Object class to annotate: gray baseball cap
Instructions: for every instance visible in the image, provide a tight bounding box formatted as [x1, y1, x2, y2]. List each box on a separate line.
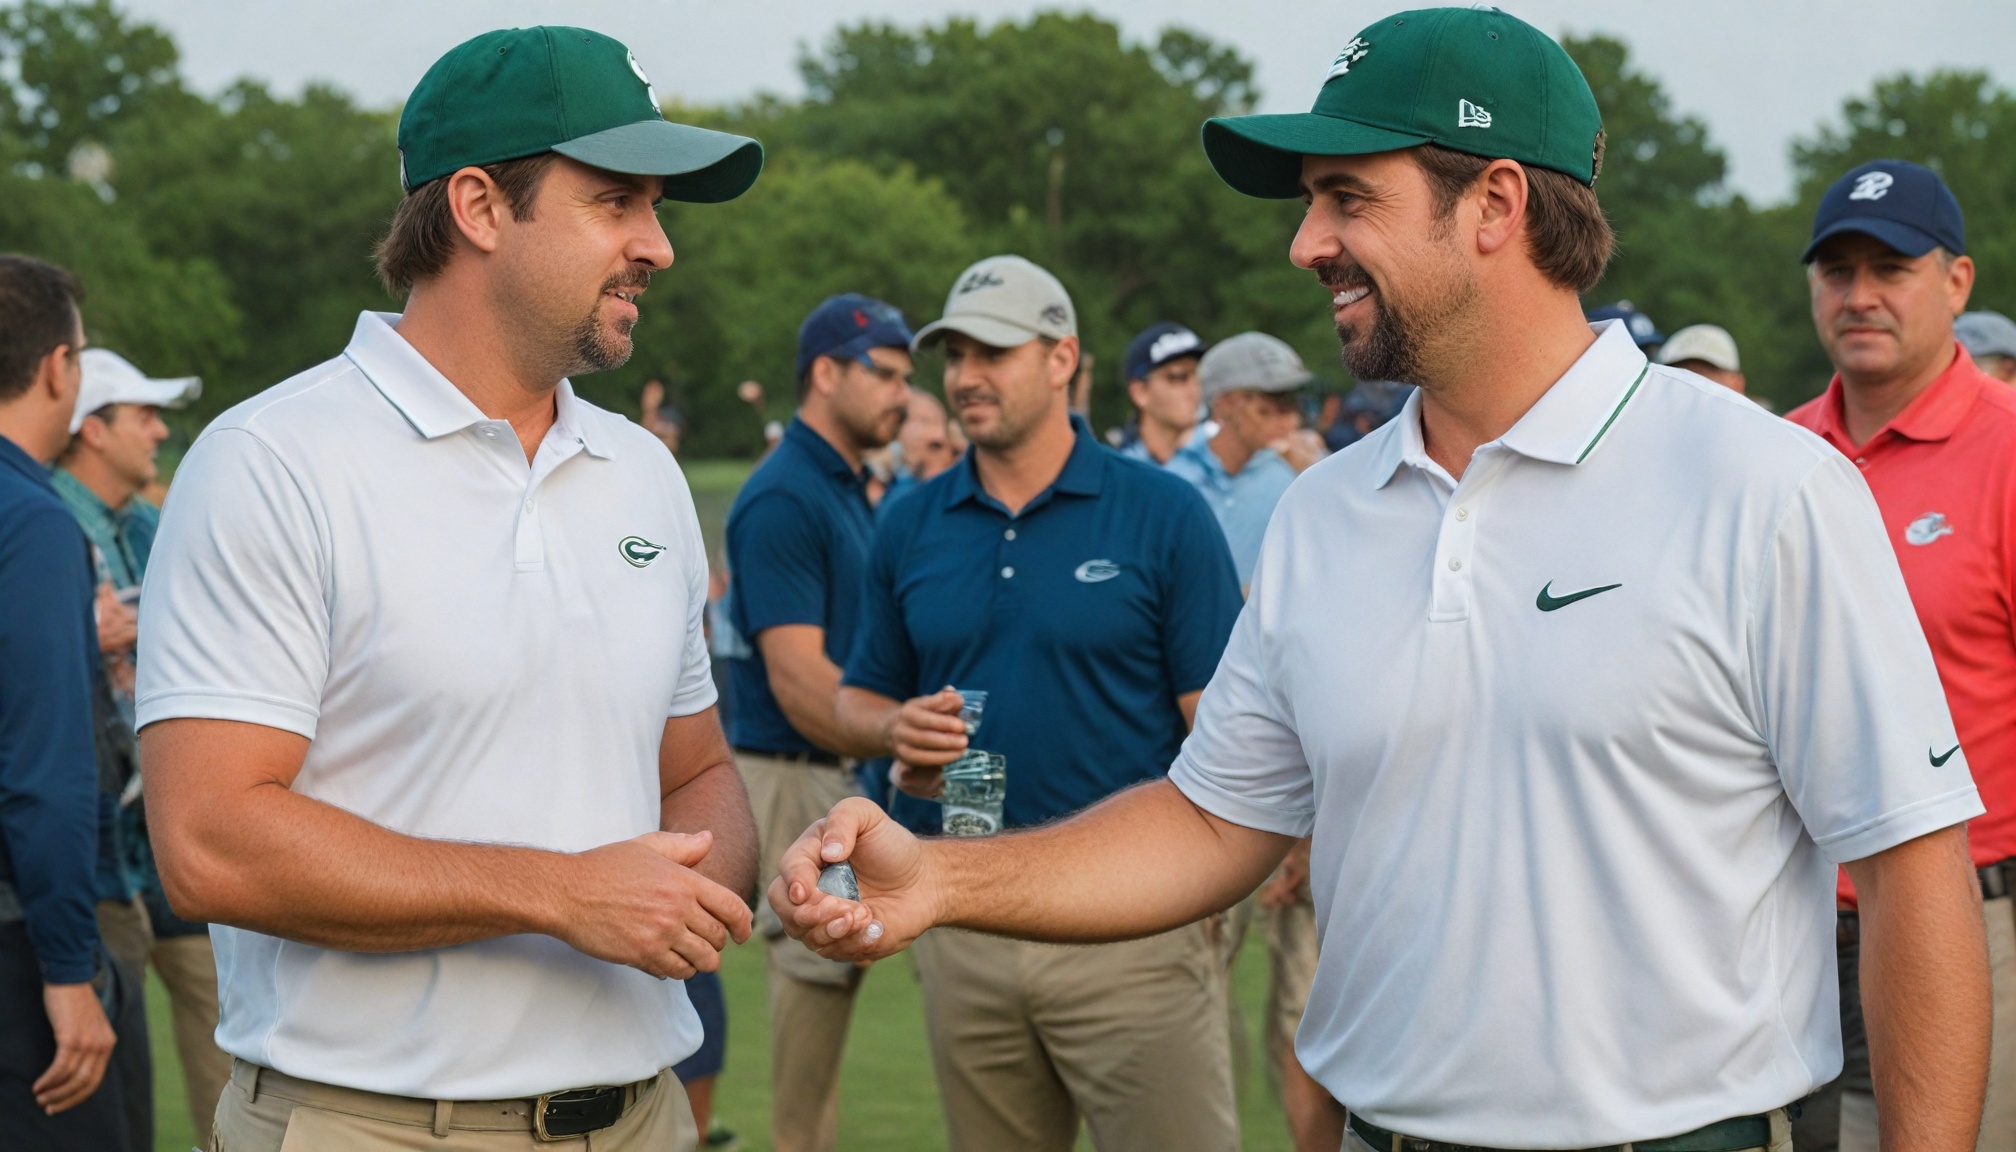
[1958, 311, 2016, 360]
[1200, 332, 1313, 402]
[1657, 324, 1741, 373]
[912, 255, 1076, 351]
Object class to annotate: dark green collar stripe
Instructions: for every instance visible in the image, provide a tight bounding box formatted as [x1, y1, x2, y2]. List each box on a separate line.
[1576, 363, 1651, 464]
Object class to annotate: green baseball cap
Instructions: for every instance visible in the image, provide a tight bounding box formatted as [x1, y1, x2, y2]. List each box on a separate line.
[397, 26, 763, 202]
[1202, 7, 1602, 199]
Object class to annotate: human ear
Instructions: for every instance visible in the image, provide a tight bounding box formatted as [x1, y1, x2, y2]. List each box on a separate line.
[444, 167, 510, 255]
[1472, 160, 1530, 258]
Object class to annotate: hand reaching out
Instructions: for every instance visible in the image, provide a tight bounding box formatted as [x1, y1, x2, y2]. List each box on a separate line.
[767, 797, 942, 963]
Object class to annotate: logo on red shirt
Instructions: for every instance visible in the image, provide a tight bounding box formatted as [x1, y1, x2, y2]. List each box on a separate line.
[1905, 512, 1954, 546]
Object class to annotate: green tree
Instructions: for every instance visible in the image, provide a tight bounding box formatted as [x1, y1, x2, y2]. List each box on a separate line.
[0, 0, 179, 173]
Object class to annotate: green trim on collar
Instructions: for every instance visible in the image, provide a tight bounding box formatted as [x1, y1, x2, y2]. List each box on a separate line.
[1576, 364, 1651, 464]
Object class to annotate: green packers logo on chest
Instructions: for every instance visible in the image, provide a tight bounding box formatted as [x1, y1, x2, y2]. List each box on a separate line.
[619, 535, 667, 568]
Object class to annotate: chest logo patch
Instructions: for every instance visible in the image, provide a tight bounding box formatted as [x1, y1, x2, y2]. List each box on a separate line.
[619, 535, 667, 568]
[1074, 559, 1121, 584]
[1535, 580, 1622, 612]
[1905, 512, 1954, 546]
[1931, 744, 1961, 767]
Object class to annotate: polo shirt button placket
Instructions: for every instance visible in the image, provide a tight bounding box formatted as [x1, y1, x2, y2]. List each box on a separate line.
[1430, 459, 1501, 621]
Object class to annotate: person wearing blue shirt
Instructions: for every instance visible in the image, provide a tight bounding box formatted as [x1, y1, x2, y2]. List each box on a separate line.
[53, 347, 228, 1134]
[1165, 332, 1327, 590]
[724, 293, 913, 1152]
[828, 256, 1244, 1152]
[1116, 321, 1205, 465]
[0, 255, 123, 1148]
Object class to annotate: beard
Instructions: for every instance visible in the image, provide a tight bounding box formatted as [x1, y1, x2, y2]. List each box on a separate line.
[1318, 247, 1479, 387]
[570, 268, 652, 374]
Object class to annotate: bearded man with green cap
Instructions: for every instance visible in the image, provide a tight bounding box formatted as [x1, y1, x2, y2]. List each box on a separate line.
[771, 9, 1993, 1152]
[136, 28, 761, 1151]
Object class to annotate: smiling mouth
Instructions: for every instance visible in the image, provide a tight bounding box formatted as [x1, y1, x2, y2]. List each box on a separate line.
[607, 287, 642, 305]
[1332, 285, 1371, 309]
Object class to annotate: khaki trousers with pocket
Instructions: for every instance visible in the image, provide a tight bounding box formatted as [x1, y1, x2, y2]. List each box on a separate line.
[210, 1060, 695, 1151]
[913, 924, 1239, 1152]
[154, 932, 232, 1131]
[737, 751, 864, 1152]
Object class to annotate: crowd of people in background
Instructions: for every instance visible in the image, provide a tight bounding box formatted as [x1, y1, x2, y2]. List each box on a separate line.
[3, 10, 2016, 1152]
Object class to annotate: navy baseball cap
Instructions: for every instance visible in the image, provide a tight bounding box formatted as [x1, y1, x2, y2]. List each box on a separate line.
[1124, 322, 1206, 382]
[795, 294, 914, 380]
[1586, 301, 1664, 349]
[1803, 160, 1965, 263]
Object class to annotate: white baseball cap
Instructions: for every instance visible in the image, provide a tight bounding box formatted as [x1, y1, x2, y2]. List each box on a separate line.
[1656, 324, 1741, 373]
[912, 255, 1076, 351]
[70, 348, 201, 434]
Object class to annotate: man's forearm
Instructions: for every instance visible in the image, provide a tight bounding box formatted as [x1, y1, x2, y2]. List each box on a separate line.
[929, 779, 1289, 943]
[830, 685, 899, 760]
[662, 760, 758, 902]
[1848, 825, 1990, 1152]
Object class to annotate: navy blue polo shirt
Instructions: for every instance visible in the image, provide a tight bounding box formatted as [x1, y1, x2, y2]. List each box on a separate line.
[725, 418, 876, 754]
[0, 436, 101, 984]
[845, 416, 1242, 830]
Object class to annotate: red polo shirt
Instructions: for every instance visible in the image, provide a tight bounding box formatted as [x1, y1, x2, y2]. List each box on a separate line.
[1789, 345, 2016, 899]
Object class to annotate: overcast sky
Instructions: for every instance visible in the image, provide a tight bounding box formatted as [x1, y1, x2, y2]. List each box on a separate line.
[121, 0, 2012, 203]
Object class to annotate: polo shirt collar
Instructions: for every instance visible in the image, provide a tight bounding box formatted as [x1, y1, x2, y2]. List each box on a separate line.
[783, 416, 866, 483]
[1371, 320, 1649, 488]
[945, 413, 1105, 511]
[345, 311, 611, 460]
[1808, 343, 1983, 450]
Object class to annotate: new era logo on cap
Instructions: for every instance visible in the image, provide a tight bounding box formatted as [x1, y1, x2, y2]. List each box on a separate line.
[1848, 171, 1894, 201]
[1458, 99, 1492, 129]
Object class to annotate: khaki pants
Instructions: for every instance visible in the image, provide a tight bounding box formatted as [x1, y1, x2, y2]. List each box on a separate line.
[210, 1060, 695, 1151]
[155, 932, 232, 1131]
[736, 751, 863, 1152]
[1344, 1108, 1794, 1152]
[913, 924, 1238, 1152]
[1840, 894, 2016, 1152]
[1264, 889, 1320, 1071]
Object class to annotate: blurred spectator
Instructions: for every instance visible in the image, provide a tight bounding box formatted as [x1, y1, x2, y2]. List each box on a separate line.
[51, 349, 228, 1133]
[0, 253, 123, 1148]
[1322, 379, 1412, 452]
[1958, 311, 2016, 385]
[1657, 324, 1748, 395]
[1117, 322, 1206, 464]
[638, 379, 685, 455]
[1586, 300, 1665, 356]
[1166, 332, 1323, 589]
[882, 387, 961, 511]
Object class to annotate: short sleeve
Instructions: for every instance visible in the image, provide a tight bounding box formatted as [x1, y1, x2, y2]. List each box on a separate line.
[841, 513, 919, 702]
[1167, 543, 1315, 837]
[1157, 491, 1242, 694]
[728, 491, 828, 637]
[668, 470, 718, 719]
[136, 428, 330, 738]
[1756, 454, 1984, 862]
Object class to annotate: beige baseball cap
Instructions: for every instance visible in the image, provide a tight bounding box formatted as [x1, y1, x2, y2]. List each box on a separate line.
[912, 255, 1076, 351]
[70, 348, 201, 434]
[1656, 324, 1741, 373]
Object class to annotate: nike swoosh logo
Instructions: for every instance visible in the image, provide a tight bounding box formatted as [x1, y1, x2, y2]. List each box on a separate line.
[1932, 744, 1961, 767]
[1535, 580, 1623, 612]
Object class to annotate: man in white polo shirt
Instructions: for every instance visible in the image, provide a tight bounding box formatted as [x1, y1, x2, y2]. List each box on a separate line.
[136, 28, 764, 1152]
[770, 10, 1991, 1151]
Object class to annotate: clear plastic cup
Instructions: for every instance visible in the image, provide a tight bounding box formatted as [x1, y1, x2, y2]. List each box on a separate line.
[954, 688, 988, 738]
[941, 750, 1006, 837]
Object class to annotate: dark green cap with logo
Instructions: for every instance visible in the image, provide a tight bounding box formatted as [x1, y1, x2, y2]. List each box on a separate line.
[397, 26, 763, 202]
[1202, 6, 1602, 198]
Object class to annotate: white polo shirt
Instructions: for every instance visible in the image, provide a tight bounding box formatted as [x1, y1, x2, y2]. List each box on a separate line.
[1170, 320, 1982, 1146]
[136, 312, 718, 1099]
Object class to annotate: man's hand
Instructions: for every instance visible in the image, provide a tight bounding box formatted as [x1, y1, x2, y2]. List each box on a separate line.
[767, 797, 942, 963]
[1259, 837, 1311, 909]
[891, 760, 944, 799]
[551, 831, 753, 979]
[35, 982, 115, 1115]
[1271, 430, 1328, 474]
[93, 581, 136, 654]
[886, 687, 968, 767]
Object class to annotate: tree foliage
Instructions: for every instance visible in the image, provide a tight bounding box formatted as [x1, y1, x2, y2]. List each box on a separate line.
[2, 2, 2012, 445]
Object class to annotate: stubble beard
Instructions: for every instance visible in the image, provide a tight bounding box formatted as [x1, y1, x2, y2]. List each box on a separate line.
[569, 269, 652, 374]
[1321, 235, 1480, 388]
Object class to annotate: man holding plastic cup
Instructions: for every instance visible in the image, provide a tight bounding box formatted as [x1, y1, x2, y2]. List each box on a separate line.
[823, 254, 1244, 1151]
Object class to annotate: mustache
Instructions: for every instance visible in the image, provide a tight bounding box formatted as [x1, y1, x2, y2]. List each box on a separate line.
[1315, 259, 1373, 294]
[602, 268, 653, 294]
[1832, 310, 1898, 337]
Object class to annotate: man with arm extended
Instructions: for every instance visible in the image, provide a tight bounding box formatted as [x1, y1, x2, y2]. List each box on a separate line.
[0, 255, 122, 1149]
[825, 255, 1246, 1152]
[777, 11, 1992, 1152]
[1787, 160, 2016, 1152]
[723, 292, 913, 1152]
[138, 28, 762, 1152]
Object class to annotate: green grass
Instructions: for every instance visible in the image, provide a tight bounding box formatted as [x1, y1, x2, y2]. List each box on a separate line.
[148, 917, 1294, 1152]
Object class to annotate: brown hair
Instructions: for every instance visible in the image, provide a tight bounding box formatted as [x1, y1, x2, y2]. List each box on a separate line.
[1413, 142, 1615, 294]
[373, 153, 558, 295]
[0, 255, 83, 403]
